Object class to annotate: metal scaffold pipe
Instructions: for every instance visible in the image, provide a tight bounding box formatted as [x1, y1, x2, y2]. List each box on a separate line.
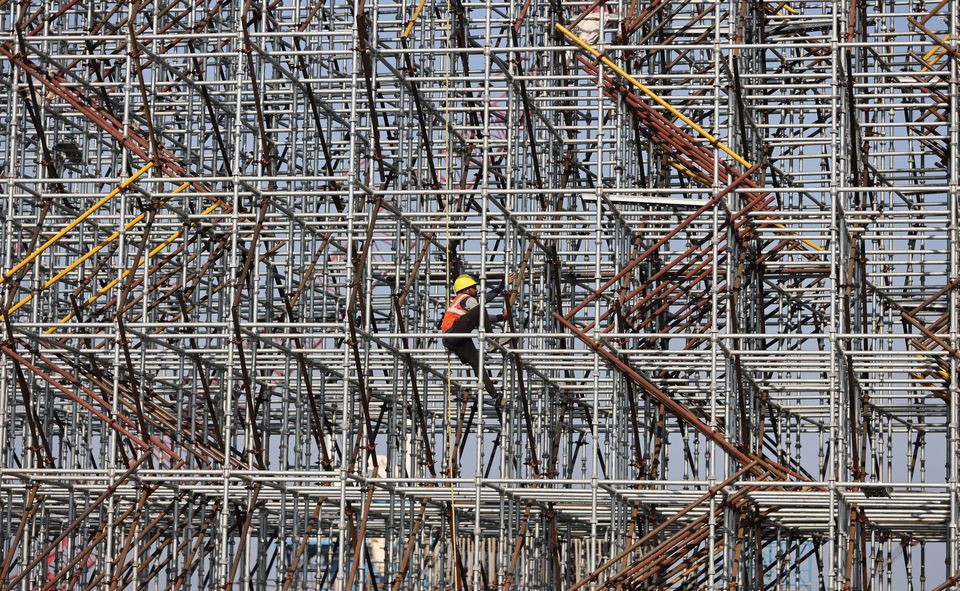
[0, 0, 956, 588]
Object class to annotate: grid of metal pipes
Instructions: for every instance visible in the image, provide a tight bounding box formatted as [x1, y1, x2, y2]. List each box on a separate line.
[0, 0, 957, 588]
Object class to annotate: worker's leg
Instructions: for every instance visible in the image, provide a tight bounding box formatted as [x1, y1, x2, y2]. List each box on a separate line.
[567, 12, 602, 66]
[447, 304, 497, 334]
[575, 12, 601, 47]
[444, 339, 499, 402]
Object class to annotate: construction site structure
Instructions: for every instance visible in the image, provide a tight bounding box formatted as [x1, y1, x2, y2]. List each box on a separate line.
[0, 0, 958, 588]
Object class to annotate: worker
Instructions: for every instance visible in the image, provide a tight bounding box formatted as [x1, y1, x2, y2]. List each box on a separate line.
[441, 273, 509, 403]
[565, 2, 618, 66]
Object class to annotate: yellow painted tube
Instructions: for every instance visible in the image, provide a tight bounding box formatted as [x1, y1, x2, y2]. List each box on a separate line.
[771, 225, 824, 252]
[402, 0, 428, 39]
[0, 291, 35, 321]
[46, 200, 222, 333]
[911, 354, 951, 382]
[764, 1, 798, 14]
[0, 162, 154, 284]
[668, 160, 712, 185]
[922, 43, 942, 62]
[39, 182, 191, 292]
[920, 35, 953, 71]
[1, 181, 190, 320]
[668, 160, 824, 252]
[559, 25, 825, 252]
[556, 23, 753, 168]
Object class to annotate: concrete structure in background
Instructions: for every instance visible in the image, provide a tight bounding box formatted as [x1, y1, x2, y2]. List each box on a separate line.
[0, 0, 957, 588]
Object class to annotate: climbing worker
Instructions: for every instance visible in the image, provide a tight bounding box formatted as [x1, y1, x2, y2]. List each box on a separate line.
[565, 1, 618, 65]
[563, 2, 619, 125]
[441, 273, 509, 403]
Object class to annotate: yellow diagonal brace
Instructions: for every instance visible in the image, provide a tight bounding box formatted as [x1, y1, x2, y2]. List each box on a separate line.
[668, 160, 712, 185]
[1, 181, 190, 320]
[46, 200, 223, 333]
[670, 156, 824, 254]
[669, 161, 824, 252]
[559, 24, 825, 252]
[766, 1, 798, 15]
[920, 35, 954, 71]
[402, 0, 428, 39]
[556, 23, 753, 168]
[0, 162, 154, 285]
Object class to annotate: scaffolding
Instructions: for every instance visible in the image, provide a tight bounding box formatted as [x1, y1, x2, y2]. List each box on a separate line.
[0, 0, 957, 587]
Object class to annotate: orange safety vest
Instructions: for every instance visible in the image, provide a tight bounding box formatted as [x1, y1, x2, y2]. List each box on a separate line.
[441, 293, 472, 333]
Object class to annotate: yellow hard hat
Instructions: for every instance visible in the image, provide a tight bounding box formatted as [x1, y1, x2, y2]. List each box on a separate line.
[453, 274, 478, 293]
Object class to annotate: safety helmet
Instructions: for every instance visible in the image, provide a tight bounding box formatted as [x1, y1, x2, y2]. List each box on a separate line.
[453, 274, 478, 293]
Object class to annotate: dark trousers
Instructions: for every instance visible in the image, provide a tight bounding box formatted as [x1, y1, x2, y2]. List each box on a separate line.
[442, 307, 499, 400]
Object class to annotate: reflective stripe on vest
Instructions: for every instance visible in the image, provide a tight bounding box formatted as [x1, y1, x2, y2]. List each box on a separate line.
[441, 293, 471, 333]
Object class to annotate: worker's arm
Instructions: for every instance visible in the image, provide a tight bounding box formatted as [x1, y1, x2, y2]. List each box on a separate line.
[483, 277, 511, 329]
[483, 308, 505, 332]
[485, 279, 506, 302]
